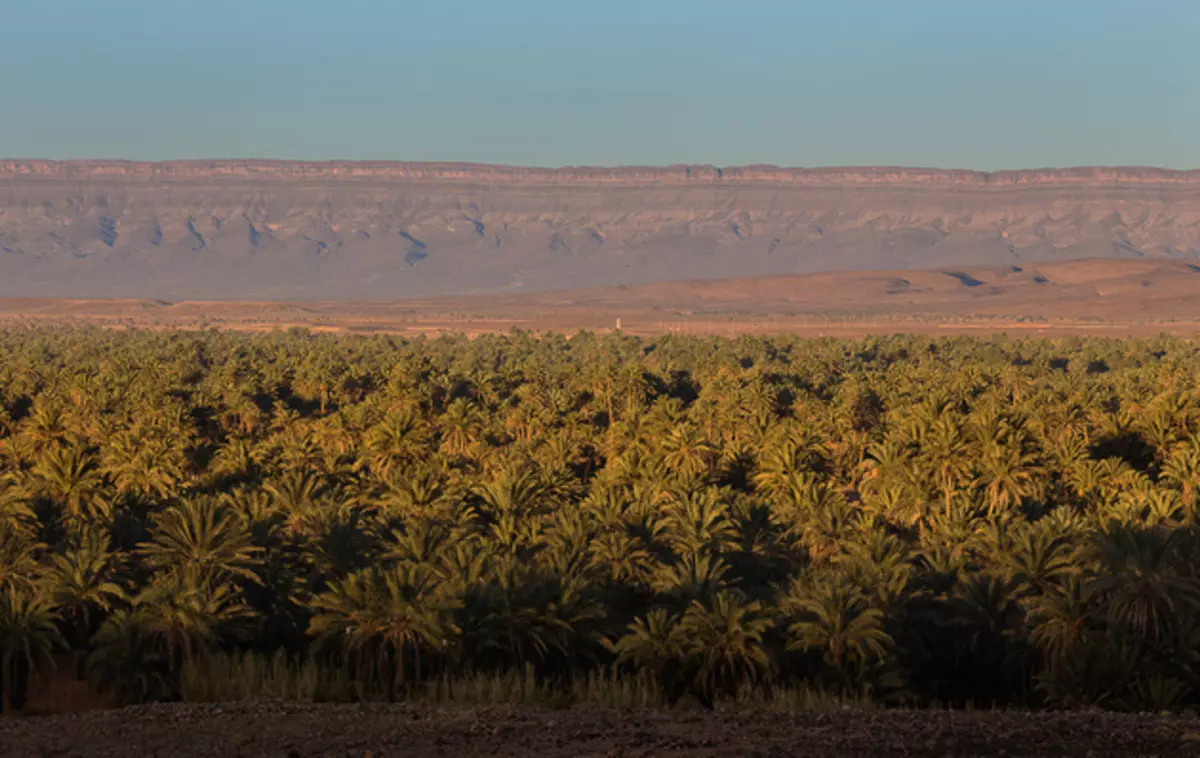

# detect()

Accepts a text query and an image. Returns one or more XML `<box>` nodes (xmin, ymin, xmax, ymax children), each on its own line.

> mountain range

<box><xmin>2</xmin><ymin>160</ymin><xmax>1199</xmax><ymax>300</ymax></box>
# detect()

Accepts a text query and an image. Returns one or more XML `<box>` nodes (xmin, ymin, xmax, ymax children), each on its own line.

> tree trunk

<box><xmin>74</xmin><ymin>612</ymin><xmax>90</xmax><ymax>680</ymax></box>
<box><xmin>386</xmin><ymin>647</ymin><xmax>399</xmax><ymax>703</ymax></box>
<box><xmin>11</xmin><ymin>659</ymin><xmax>29</xmax><ymax>713</ymax></box>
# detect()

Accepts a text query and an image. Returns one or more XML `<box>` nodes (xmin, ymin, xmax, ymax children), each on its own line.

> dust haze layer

<box><xmin>3</xmin><ymin>160</ymin><xmax>1200</xmax><ymax>300</ymax></box>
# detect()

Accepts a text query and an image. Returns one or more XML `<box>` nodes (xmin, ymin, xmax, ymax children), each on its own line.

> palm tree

<box><xmin>438</xmin><ymin>398</ymin><xmax>484</xmax><ymax>457</ymax></box>
<box><xmin>1118</xmin><ymin>486</ymin><xmax>1187</xmax><ymax>527</ymax></box>
<box><xmin>0</xmin><ymin>585</ymin><xmax>64</xmax><ymax>713</ymax></box>
<box><xmin>917</xmin><ymin>417</ymin><xmax>974</xmax><ymax>515</ymax></box>
<box><xmin>18</xmin><ymin>402</ymin><xmax>73</xmax><ymax>455</ymax></box>
<box><xmin>973</xmin><ymin>442</ymin><xmax>1042</xmax><ymax>516</ymax></box>
<box><xmin>384</xmin><ymin>521</ymin><xmax>450</xmax><ymax>567</ymax></box>
<box><xmin>1026</xmin><ymin>577</ymin><xmax>1095</xmax><ymax>662</ymax></box>
<box><xmin>999</xmin><ymin>523</ymin><xmax>1080</xmax><ymax>597</ymax></box>
<box><xmin>435</xmin><ymin>541</ymin><xmax>490</xmax><ymax>589</ymax></box>
<box><xmin>276</xmin><ymin>425</ymin><xmax>326</xmax><ymax>474</ymax></box>
<box><xmin>86</xmin><ymin>608</ymin><xmax>173</xmax><ymax>705</ymax></box>
<box><xmin>309</xmin><ymin>565</ymin><xmax>460</xmax><ymax>699</ymax></box>
<box><xmin>222</xmin><ymin>394</ymin><xmax>268</xmax><ymax>438</ymax></box>
<box><xmin>754</xmin><ymin>439</ymin><xmax>822</xmax><ymax>499</ymax></box>
<box><xmin>1086</xmin><ymin>525</ymin><xmax>1200</xmax><ymax>642</ymax></box>
<box><xmin>783</xmin><ymin>579</ymin><xmax>893</xmax><ymax>679</ymax></box>
<box><xmin>772</xmin><ymin>481</ymin><xmax>860</xmax><ymax>565</ymax></box>
<box><xmin>137</xmin><ymin>498</ymin><xmax>261</xmax><ymax>584</ymax></box>
<box><xmin>20</xmin><ymin>323</ymin><xmax>1200</xmax><ymax>710</ymax></box>
<box><xmin>944</xmin><ymin>573</ymin><xmax>1028</xmax><ymax>694</ymax></box>
<box><xmin>1160</xmin><ymin>438</ymin><xmax>1200</xmax><ymax>521</ymax></box>
<box><xmin>862</xmin><ymin>440</ymin><xmax>918</xmax><ymax>494</ymax></box>
<box><xmin>42</xmin><ymin>527</ymin><xmax>128</xmax><ymax>656</ymax></box>
<box><xmin>678</xmin><ymin>590</ymin><xmax>772</xmax><ymax>703</ymax></box>
<box><xmin>658</xmin><ymin>424</ymin><xmax>718</xmax><ymax>481</ymax></box>
<box><xmin>610</xmin><ymin>608</ymin><xmax>684</xmax><ymax>694</ymax></box>
<box><xmin>832</xmin><ymin>527</ymin><xmax>913</xmax><ymax>605</ymax></box>
<box><xmin>661</xmin><ymin>486</ymin><xmax>736</xmax><ymax>556</ymax></box>
<box><xmin>472</xmin><ymin>466</ymin><xmax>549</xmax><ymax>518</ymax></box>
<box><xmin>652</xmin><ymin>552</ymin><xmax>731</xmax><ymax>606</ymax></box>
<box><xmin>588</xmin><ymin>531</ymin><xmax>656</xmax><ymax>584</ymax></box>
<box><xmin>31</xmin><ymin>442</ymin><xmax>108</xmax><ymax>522</ymax></box>
<box><xmin>376</xmin><ymin>470</ymin><xmax>448</xmax><ymax>521</ymax></box>
<box><xmin>466</xmin><ymin>568</ymin><xmax>603</xmax><ymax>676</ymax></box>
<box><xmin>133</xmin><ymin>568</ymin><xmax>253</xmax><ymax>672</ymax></box>
<box><xmin>102</xmin><ymin>429</ymin><xmax>184</xmax><ymax>500</ymax></box>
<box><xmin>0</xmin><ymin>475</ymin><xmax>34</xmax><ymax>527</ymax></box>
<box><xmin>504</xmin><ymin>403</ymin><xmax>543</xmax><ymax>444</ymax></box>
<box><xmin>209</xmin><ymin>437</ymin><xmax>260</xmax><ymax>482</ymax></box>
<box><xmin>264</xmin><ymin>472</ymin><xmax>327</xmax><ymax>537</ymax></box>
<box><xmin>0</xmin><ymin>521</ymin><xmax>40</xmax><ymax>593</ymax></box>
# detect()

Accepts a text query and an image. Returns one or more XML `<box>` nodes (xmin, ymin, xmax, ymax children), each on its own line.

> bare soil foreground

<box><xmin>4</xmin><ymin>258</ymin><xmax>1200</xmax><ymax>338</ymax></box>
<box><xmin>3</xmin><ymin>703</ymin><xmax>1198</xmax><ymax>757</ymax></box>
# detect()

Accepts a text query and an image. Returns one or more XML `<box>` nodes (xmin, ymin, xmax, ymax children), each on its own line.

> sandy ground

<box><xmin>4</xmin><ymin>259</ymin><xmax>1200</xmax><ymax>338</ymax></box>
<box><xmin>2</xmin><ymin>702</ymin><xmax>1198</xmax><ymax>757</ymax></box>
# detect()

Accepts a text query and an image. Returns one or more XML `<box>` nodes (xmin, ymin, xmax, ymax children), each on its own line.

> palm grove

<box><xmin>3</xmin><ymin>326</ymin><xmax>1200</xmax><ymax>713</ymax></box>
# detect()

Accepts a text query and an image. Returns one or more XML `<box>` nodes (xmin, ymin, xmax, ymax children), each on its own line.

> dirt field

<box><xmin>2</xmin><ymin>702</ymin><xmax>1197</xmax><ymax>757</ymax></box>
<box><xmin>3</xmin><ymin>258</ymin><xmax>1200</xmax><ymax>339</ymax></box>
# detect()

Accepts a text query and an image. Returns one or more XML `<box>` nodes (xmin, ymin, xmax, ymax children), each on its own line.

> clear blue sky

<box><xmin>2</xmin><ymin>0</ymin><xmax>1196</xmax><ymax>169</ymax></box>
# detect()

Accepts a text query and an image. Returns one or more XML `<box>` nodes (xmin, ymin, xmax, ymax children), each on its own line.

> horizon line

<box><xmin>3</xmin><ymin>157</ymin><xmax>1199</xmax><ymax>175</ymax></box>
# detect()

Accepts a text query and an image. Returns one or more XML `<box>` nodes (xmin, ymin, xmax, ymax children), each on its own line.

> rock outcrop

<box><xmin>2</xmin><ymin>160</ymin><xmax>1199</xmax><ymax>299</ymax></box>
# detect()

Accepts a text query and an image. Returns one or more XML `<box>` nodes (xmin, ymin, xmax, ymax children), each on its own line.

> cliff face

<box><xmin>2</xmin><ymin>160</ymin><xmax>1199</xmax><ymax>299</ymax></box>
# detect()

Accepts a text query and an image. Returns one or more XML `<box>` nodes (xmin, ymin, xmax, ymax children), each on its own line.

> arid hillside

<box><xmin>2</xmin><ymin>160</ymin><xmax>1200</xmax><ymax>299</ymax></box>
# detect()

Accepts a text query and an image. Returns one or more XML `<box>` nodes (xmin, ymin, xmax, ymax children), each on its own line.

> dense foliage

<box><xmin>4</xmin><ymin>326</ymin><xmax>1200</xmax><ymax>712</ymax></box>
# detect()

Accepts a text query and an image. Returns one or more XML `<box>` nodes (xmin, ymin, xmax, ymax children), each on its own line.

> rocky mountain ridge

<box><xmin>5</xmin><ymin>160</ymin><xmax>1200</xmax><ymax>187</ymax></box>
<box><xmin>2</xmin><ymin>160</ymin><xmax>1199</xmax><ymax>299</ymax></box>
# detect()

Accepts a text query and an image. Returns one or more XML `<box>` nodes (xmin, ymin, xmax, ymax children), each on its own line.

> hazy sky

<box><xmin>3</xmin><ymin>0</ymin><xmax>1196</xmax><ymax>169</ymax></box>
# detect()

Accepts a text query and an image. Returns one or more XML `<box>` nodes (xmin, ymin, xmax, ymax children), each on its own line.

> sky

<box><xmin>2</xmin><ymin>0</ymin><xmax>1197</xmax><ymax>170</ymax></box>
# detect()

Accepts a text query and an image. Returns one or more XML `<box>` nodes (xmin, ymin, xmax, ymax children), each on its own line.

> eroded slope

<box><xmin>2</xmin><ymin>161</ymin><xmax>1199</xmax><ymax>299</ymax></box>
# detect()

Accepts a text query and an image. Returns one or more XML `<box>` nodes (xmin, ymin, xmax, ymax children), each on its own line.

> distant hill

<box><xmin>2</xmin><ymin>160</ymin><xmax>1199</xmax><ymax>300</ymax></box>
